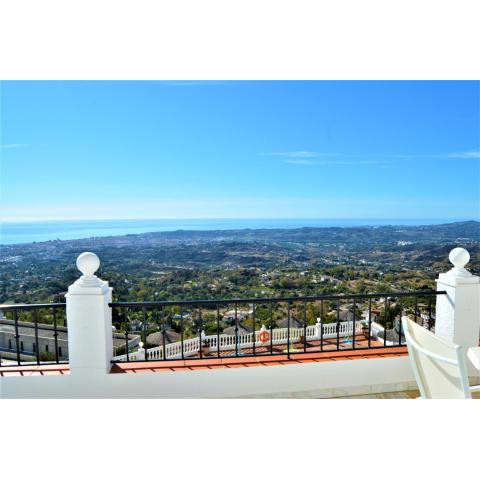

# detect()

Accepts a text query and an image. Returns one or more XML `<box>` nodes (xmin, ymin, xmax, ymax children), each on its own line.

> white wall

<box><xmin>0</xmin><ymin>354</ymin><xmax>418</xmax><ymax>399</ymax></box>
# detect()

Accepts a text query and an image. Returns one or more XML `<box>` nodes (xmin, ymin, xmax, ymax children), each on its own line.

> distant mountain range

<box><xmin>133</xmin><ymin>220</ymin><xmax>480</xmax><ymax>245</ymax></box>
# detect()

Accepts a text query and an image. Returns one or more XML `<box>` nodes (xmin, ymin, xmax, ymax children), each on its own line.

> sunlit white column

<box><xmin>65</xmin><ymin>252</ymin><xmax>113</xmax><ymax>375</ymax></box>
<box><xmin>435</xmin><ymin>247</ymin><xmax>480</xmax><ymax>349</ymax></box>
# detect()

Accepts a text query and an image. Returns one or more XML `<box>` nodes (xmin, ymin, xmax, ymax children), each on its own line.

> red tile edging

<box><xmin>0</xmin><ymin>347</ymin><xmax>408</xmax><ymax>377</ymax></box>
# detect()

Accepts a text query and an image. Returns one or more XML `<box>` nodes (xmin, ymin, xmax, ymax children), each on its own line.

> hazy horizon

<box><xmin>1</xmin><ymin>217</ymin><xmax>477</xmax><ymax>245</ymax></box>
<box><xmin>2</xmin><ymin>216</ymin><xmax>478</xmax><ymax>224</ymax></box>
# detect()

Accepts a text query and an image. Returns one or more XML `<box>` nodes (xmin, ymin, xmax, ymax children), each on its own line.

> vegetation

<box><xmin>1</xmin><ymin>221</ymin><xmax>478</xmax><ymax>307</ymax></box>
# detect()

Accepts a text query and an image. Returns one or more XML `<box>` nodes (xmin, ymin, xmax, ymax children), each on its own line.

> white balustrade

<box><xmin>112</xmin><ymin>319</ymin><xmax>364</xmax><ymax>361</ymax></box>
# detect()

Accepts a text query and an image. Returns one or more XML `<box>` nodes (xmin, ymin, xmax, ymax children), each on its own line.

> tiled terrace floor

<box><xmin>110</xmin><ymin>345</ymin><xmax>407</xmax><ymax>373</ymax></box>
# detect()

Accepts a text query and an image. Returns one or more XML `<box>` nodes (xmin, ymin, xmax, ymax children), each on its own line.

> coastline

<box><xmin>1</xmin><ymin>218</ymin><xmax>477</xmax><ymax>246</ymax></box>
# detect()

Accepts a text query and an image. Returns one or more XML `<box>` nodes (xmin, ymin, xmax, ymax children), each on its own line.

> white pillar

<box><xmin>435</xmin><ymin>247</ymin><xmax>480</xmax><ymax>349</ymax></box>
<box><xmin>65</xmin><ymin>252</ymin><xmax>113</xmax><ymax>375</ymax></box>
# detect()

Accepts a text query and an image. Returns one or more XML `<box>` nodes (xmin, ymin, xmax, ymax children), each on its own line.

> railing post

<box><xmin>65</xmin><ymin>252</ymin><xmax>113</xmax><ymax>375</ymax></box>
<box><xmin>435</xmin><ymin>248</ymin><xmax>480</xmax><ymax>349</ymax></box>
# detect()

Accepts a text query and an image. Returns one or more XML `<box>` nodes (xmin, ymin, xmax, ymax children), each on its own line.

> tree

<box><xmin>378</xmin><ymin>303</ymin><xmax>402</xmax><ymax>329</ymax></box>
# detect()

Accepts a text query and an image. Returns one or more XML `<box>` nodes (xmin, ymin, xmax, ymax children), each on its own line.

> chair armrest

<box><xmin>467</xmin><ymin>347</ymin><xmax>480</xmax><ymax>372</ymax></box>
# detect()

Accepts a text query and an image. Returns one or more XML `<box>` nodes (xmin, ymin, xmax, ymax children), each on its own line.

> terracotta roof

<box><xmin>146</xmin><ymin>330</ymin><xmax>181</xmax><ymax>346</ymax></box>
<box><xmin>276</xmin><ymin>317</ymin><xmax>304</xmax><ymax>329</ymax></box>
<box><xmin>223</xmin><ymin>324</ymin><xmax>252</xmax><ymax>335</ymax></box>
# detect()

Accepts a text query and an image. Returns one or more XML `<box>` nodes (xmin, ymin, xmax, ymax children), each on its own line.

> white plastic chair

<box><xmin>402</xmin><ymin>317</ymin><xmax>480</xmax><ymax>399</ymax></box>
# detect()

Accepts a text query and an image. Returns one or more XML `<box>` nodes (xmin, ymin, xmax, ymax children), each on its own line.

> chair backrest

<box><xmin>402</xmin><ymin>317</ymin><xmax>471</xmax><ymax>399</ymax></box>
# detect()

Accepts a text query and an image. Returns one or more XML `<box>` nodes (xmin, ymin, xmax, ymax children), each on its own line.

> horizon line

<box><xmin>1</xmin><ymin>216</ymin><xmax>478</xmax><ymax>224</ymax></box>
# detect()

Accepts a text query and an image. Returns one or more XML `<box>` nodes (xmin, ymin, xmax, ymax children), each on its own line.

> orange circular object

<box><xmin>259</xmin><ymin>331</ymin><xmax>270</xmax><ymax>343</ymax></box>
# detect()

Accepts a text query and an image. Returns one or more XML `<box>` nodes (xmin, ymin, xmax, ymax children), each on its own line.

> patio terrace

<box><xmin>0</xmin><ymin>248</ymin><xmax>478</xmax><ymax>398</ymax></box>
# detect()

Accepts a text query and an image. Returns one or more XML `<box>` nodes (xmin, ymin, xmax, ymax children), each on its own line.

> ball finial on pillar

<box><xmin>76</xmin><ymin>252</ymin><xmax>100</xmax><ymax>277</ymax></box>
<box><xmin>449</xmin><ymin>247</ymin><xmax>470</xmax><ymax>269</ymax></box>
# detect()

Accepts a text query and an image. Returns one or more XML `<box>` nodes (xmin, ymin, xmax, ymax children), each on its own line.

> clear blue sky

<box><xmin>1</xmin><ymin>81</ymin><xmax>479</xmax><ymax>221</ymax></box>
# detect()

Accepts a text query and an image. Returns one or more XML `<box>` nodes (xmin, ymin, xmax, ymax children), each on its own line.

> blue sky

<box><xmin>1</xmin><ymin>81</ymin><xmax>479</xmax><ymax>221</ymax></box>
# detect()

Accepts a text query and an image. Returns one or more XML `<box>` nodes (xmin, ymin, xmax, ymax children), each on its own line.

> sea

<box><xmin>0</xmin><ymin>218</ymin><xmax>466</xmax><ymax>245</ymax></box>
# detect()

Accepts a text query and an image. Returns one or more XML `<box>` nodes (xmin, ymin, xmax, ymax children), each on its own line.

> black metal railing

<box><xmin>109</xmin><ymin>290</ymin><xmax>446</xmax><ymax>364</ymax></box>
<box><xmin>0</xmin><ymin>303</ymin><xmax>67</xmax><ymax>368</ymax></box>
<box><xmin>0</xmin><ymin>290</ymin><xmax>447</xmax><ymax>369</ymax></box>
